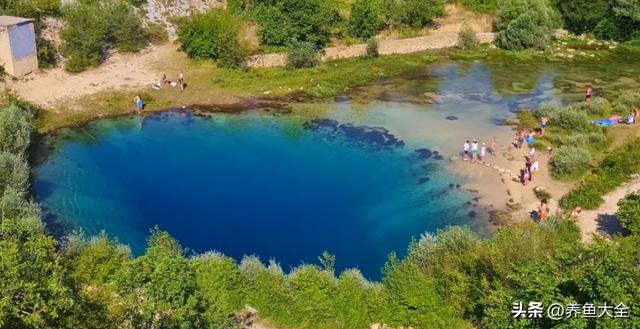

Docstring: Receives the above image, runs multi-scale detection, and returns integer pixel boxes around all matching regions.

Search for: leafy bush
[366,36,380,58]
[560,138,640,210]
[61,0,147,72]
[457,23,479,49]
[144,22,169,45]
[494,0,560,50]
[348,0,383,39]
[61,2,108,72]
[106,0,147,53]
[551,146,591,179]
[457,0,498,13]
[613,91,640,112]
[0,152,29,195]
[252,0,341,48]
[286,41,320,68]
[178,9,248,69]
[538,103,590,131]
[554,0,610,34]
[36,38,58,68]
[0,104,33,155]
[381,0,445,28]
[534,188,552,201]
[617,192,640,234]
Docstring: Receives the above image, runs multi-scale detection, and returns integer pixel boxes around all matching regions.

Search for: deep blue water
[36,111,476,278]
[34,62,561,278]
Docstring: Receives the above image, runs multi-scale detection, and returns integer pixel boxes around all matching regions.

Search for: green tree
[113,228,205,328]
[191,252,245,327]
[0,104,32,155]
[252,0,341,48]
[0,152,29,195]
[348,0,382,39]
[0,217,78,328]
[494,0,560,50]
[555,0,610,34]
[177,9,248,69]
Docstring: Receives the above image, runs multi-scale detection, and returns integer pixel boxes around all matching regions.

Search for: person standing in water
[463,140,470,161]
[133,95,144,113]
[471,140,479,161]
[585,86,593,103]
[491,136,497,156]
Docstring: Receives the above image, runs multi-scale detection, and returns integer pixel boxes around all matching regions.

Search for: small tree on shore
[457,23,479,49]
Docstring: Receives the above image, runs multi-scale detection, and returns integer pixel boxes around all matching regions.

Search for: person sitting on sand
[161,74,170,85]
[134,95,144,113]
[572,207,583,217]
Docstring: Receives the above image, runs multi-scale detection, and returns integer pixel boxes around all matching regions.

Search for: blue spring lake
[35,63,565,278]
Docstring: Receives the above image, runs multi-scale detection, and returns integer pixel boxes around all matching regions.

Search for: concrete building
[0,16,38,77]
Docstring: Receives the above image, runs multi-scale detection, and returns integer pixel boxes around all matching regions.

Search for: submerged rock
[414,148,433,159]
[445,115,459,120]
[303,119,405,149]
[417,177,430,184]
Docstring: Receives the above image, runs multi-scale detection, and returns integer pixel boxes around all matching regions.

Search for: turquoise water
[34,63,560,278]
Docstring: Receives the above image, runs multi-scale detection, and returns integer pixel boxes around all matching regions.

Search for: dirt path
[6,44,171,108]
[576,179,638,242]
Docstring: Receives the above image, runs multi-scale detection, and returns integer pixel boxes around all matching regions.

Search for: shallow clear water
[35,62,567,278]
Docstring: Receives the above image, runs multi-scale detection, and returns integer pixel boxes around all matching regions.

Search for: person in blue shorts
[134,95,144,113]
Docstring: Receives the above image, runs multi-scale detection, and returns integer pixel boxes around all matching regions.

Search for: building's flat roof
[0,16,33,27]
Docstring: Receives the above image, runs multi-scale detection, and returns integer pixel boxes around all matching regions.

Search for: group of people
[133,72,187,113]
[462,137,497,162]
[626,109,638,124]
[153,72,186,91]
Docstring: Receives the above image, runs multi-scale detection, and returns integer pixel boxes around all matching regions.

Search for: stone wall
[247,32,495,68]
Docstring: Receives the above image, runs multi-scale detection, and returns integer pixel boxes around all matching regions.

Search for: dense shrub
[457,0,498,13]
[62,0,147,72]
[381,0,445,28]
[0,152,29,195]
[613,91,640,113]
[36,38,58,68]
[61,2,107,72]
[366,36,380,57]
[618,192,640,234]
[348,0,383,39]
[457,23,479,49]
[560,138,640,210]
[494,0,560,50]
[144,22,169,45]
[551,146,591,179]
[286,41,320,68]
[538,103,590,130]
[0,105,32,154]
[554,0,610,34]
[178,9,248,69]
[252,0,341,48]
[553,0,640,41]
[106,0,147,53]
